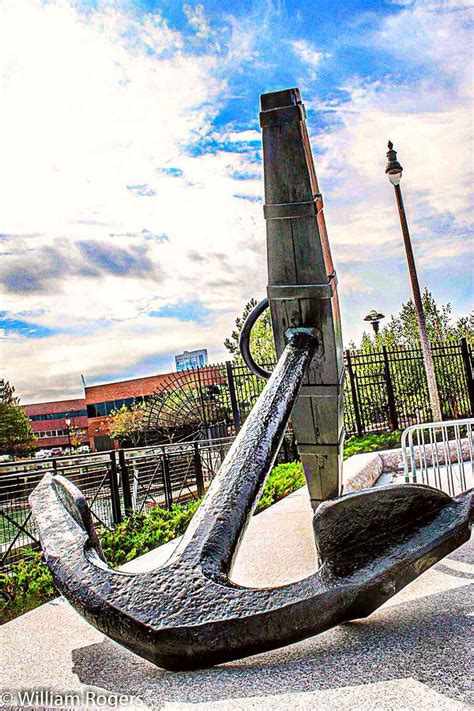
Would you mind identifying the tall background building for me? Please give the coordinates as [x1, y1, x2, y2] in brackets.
[175, 349, 208, 372]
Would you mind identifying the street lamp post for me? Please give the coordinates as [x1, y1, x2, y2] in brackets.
[65, 416, 72, 450]
[385, 141, 442, 421]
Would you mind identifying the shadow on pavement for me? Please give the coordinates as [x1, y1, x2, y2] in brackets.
[72, 569, 472, 707]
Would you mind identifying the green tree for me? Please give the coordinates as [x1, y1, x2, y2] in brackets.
[351, 291, 473, 422]
[359, 290, 473, 351]
[0, 380, 37, 457]
[106, 402, 147, 447]
[224, 299, 276, 365]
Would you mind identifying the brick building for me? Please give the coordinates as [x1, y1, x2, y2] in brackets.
[85, 373, 172, 451]
[24, 365, 225, 453]
[23, 398, 89, 451]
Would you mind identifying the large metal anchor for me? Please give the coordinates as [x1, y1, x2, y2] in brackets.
[29, 89, 472, 671]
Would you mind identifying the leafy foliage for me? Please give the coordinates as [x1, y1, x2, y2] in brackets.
[355, 289, 473, 351]
[106, 401, 148, 446]
[0, 379, 36, 457]
[343, 431, 401, 458]
[255, 461, 305, 513]
[0, 551, 55, 622]
[100, 500, 201, 566]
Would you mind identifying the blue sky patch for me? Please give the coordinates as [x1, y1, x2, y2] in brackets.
[158, 166, 184, 177]
[233, 193, 262, 203]
[0, 312, 58, 339]
[127, 183, 157, 197]
[149, 301, 211, 324]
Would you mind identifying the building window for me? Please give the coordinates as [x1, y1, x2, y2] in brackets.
[29, 409, 87, 421]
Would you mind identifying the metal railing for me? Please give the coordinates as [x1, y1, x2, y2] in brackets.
[401, 418, 473, 496]
[0, 433, 297, 569]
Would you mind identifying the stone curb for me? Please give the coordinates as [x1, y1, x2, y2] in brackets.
[342, 452, 383, 493]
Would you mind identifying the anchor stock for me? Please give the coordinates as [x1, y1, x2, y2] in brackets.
[29, 88, 473, 671]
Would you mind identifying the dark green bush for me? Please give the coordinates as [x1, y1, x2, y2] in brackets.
[256, 461, 305, 513]
[100, 499, 201, 567]
[0, 551, 55, 623]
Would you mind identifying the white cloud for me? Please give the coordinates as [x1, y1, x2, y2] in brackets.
[290, 39, 326, 69]
[1, 0, 472, 400]
[0, 0, 268, 401]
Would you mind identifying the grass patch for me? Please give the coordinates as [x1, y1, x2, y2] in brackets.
[0, 551, 55, 623]
[343, 431, 401, 459]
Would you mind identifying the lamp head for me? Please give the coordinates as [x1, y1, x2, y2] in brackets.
[385, 140, 403, 185]
[364, 310, 385, 335]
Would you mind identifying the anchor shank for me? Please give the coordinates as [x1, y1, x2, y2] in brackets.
[175, 331, 319, 578]
[261, 88, 344, 509]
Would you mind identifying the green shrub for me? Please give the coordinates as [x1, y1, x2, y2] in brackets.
[0, 551, 54, 623]
[256, 461, 304, 513]
[100, 499, 201, 567]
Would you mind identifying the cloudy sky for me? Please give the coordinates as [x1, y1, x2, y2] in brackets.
[0, 0, 472, 403]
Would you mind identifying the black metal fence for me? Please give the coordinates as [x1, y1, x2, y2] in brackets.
[224, 338, 472, 439]
[0, 432, 297, 569]
[95, 337, 472, 452]
[343, 339, 473, 436]
[104, 338, 472, 451]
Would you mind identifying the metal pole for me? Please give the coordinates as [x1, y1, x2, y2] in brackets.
[392, 183, 442, 421]
[225, 361, 241, 433]
[345, 350, 363, 437]
[108, 451, 122, 525]
[194, 441, 205, 498]
[118, 448, 133, 516]
[382, 345, 399, 431]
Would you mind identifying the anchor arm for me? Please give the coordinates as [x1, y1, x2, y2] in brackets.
[175, 329, 319, 578]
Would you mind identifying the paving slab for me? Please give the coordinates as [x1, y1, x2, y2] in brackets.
[1, 487, 472, 710]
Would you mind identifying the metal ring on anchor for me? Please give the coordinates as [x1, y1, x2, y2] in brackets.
[239, 298, 272, 380]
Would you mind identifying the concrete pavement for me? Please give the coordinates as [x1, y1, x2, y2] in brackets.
[1, 487, 472, 710]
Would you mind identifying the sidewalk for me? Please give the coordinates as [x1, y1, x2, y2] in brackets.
[2, 487, 472, 710]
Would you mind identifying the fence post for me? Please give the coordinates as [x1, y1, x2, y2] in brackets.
[291, 430, 299, 461]
[460, 337, 474, 416]
[161, 449, 173, 509]
[108, 451, 122, 525]
[382, 346, 399, 431]
[345, 350, 363, 437]
[118, 449, 133, 516]
[194, 442, 205, 497]
[225, 361, 241, 433]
